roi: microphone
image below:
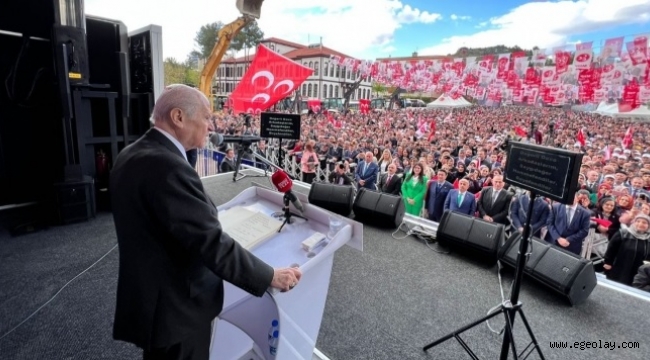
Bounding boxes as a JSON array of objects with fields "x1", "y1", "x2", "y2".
[
  {"x1": 271, "y1": 169, "x2": 304, "y2": 213},
  {"x1": 209, "y1": 133, "x2": 262, "y2": 147}
]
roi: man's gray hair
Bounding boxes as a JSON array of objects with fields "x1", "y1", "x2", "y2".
[{"x1": 150, "y1": 84, "x2": 208, "y2": 124}]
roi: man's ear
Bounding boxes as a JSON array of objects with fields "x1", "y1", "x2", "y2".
[{"x1": 169, "y1": 108, "x2": 184, "y2": 128}]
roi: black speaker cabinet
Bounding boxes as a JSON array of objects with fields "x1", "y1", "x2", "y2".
[
  {"x1": 308, "y1": 182, "x2": 354, "y2": 216},
  {"x1": 500, "y1": 234, "x2": 597, "y2": 306},
  {"x1": 52, "y1": 24, "x2": 90, "y2": 86},
  {"x1": 53, "y1": 176, "x2": 96, "y2": 224},
  {"x1": 352, "y1": 188, "x2": 405, "y2": 228},
  {"x1": 437, "y1": 210, "x2": 504, "y2": 264}
]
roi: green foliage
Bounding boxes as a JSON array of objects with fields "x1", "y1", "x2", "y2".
[
  {"x1": 194, "y1": 22, "x2": 224, "y2": 59},
  {"x1": 453, "y1": 45, "x2": 533, "y2": 57},
  {"x1": 371, "y1": 82, "x2": 387, "y2": 96},
  {"x1": 164, "y1": 58, "x2": 200, "y2": 87},
  {"x1": 230, "y1": 20, "x2": 264, "y2": 51},
  {"x1": 193, "y1": 20, "x2": 264, "y2": 59}
]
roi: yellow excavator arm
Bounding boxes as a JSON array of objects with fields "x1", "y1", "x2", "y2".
[{"x1": 198, "y1": 16, "x2": 253, "y2": 101}]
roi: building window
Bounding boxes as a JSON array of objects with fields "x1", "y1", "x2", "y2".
[
  {"x1": 314, "y1": 86, "x2": 318, "y2": 98},
  {"x1": 324, "y1": 63, "x2": 328, "y2": 77},
  {"x1": 323, "y1": 85, "x2": 327, "y2": 98},
  {"x1": 334, "y1": 86, "x2": 339, "y2": 98},
  {"x1": 358, "y1": 89, "x2": 361, "y2": 100},
  {"x1": 308, "y1": 84, "x2": 312, "y2": 97},
  {"x1": 347, "y1": 69, "x2": 351, "y2": 79},
  {"x1": 309, "y1": 61, "x2": 313, "y2": 69},
  {"x1": 335, "y1": 65, "x2": 340, "y2": 78},
  {"x1": 302, "y1": 84, "x2": 307, "y2": 95},
  {"x1": 330, "y1": 65, "x2": 334, "y2": 77},
  {"x1": 329, "y1": 84, "x2": 333, "y2": 98},
  {"x1": 363, "y1": 89, "x2": 366, "y2": 99},
  {"x1": 314, "y1": 61, "x2": 319, "y2": 76}
]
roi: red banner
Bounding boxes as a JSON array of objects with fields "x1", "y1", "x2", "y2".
[
  {"x1": 359, "y1": 99, "x2": 370, "y2": 114},
  {"x1": 231, "y1": 44, "x2": 313, "y2": 114}
]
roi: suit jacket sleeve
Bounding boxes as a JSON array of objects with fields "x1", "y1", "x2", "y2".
[
  {"x1": 469, "y1": 197, "x2": 477, "y2": 215},
  {"x1": 355, "y1": 163, "x2": 362, "y2": 182},
  {"x1": 364, "y1": 164, "x2": 378, "y2": 184},
  {"x1": 148, "y1": 164, "x2": 273, "y2": 297},
  {"x1": 491, "y1": 193, "x2": 513, "y2": 223},
  {"x1": 510, "y1": 197, "x2": 523, "y2": 229},
  {"x1": 391, "y1": 177, "x2": 402, "y2": 195},
  {"x1": 531, "y1": 204, "x2": 550, "y2": 234},
  {"x1": 477, "y1": 188, "x2": 489, "y2": 217},
  {"x1": 444, "y1": 190, "x2": 452, "y2": 210},
  {"x1": 424, "y1": 179, "x2": 434, "y2": 209},
  {"x1": 546, "y1": 205, "x2": 561, "y2": 242}
]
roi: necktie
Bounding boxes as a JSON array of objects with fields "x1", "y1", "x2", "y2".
[
  {"x1": 457, "y1": 193, "x2": 463, "y2": 206},
  {"x1": 492, "y1": 190, "x2": 499, "y2": 204},
  {"x1": 566, "y1": 207, "x2": 574, "y2": 224},
  {"x1": 387, "y1": 175, "x2": 392, "y2": 185},
  {"x1": 362, "y1": 162, "x2": 367, "y2": 175}
]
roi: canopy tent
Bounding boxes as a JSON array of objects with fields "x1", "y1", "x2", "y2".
[
  {"x1": 426, "y1": 96, "x2": 473, "y2": 108},
  {"x1": 593, "y1": 101, "x2": 650, "y2": 119}
]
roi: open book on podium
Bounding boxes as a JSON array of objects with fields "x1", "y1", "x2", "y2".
[{"x1": 219, "y1": 206, "x2": 283, "y2": 250}]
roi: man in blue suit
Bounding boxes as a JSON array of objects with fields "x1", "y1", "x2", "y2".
[
  {"x1": 425, "y1": 169, "x2": 454, "y2": 222},
  {"x1": 544, "y1": 193, "x2": 590, "y2": 255},
  {"x1": 355, "y1": 151, "x2": 379, "y2": 191},
  {"x1": 444, "y1": 178, "x2": 477, "y2": 216},
  {"x1": 509, "y1": 191, "x2": 550, "y2": 238}
]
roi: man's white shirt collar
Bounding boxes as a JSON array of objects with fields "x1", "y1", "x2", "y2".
[{"x1": 154, "y1": 127, "x2": 188, "y2": 162}]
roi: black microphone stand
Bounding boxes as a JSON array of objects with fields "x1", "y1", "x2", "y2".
[
  {"x1": 423, "y1": 190, "x2": 546, "y2": 360},
  {"x1": 278, "y1": 193, "x2": 308, "y2": 232}
]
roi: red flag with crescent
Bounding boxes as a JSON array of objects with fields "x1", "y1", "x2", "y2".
[{"x1": 231, "y1": 44, "x2": 313, "y2": 114}]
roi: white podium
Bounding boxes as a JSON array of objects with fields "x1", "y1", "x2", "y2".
[{"x1": 209, "y1": 184, "x2": 363, "y2": 360}]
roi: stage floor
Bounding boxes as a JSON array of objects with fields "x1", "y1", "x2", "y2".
[{"x1": 1, "y1": 169, "x2": 649, "y2": 360}]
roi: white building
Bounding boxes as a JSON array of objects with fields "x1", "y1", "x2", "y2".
[{"x1": 214, "y1": 37, "x2": 372, "y2": 101}]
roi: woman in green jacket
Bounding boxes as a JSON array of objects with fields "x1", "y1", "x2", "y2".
[{"x1": 401, "y1": 162, "x2": 428, "y2": 216}]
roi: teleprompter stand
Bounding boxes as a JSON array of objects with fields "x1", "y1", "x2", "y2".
[
  {"x1": 278, "y1": 192, "x2": 308, "y2": 232},
  {"x1": 423, "y1": 191, "x2": 546, "y2": 360}
]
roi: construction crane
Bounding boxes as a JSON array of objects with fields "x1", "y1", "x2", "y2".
[{"x1": 198, "y1": 0, "x2": 264, "y2": 106}]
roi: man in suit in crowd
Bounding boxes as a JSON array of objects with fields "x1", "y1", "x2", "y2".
[
  {"x1": 110, "y1": 84, "x2": 301, "y2": 360},
  {"x1": 477, "y1": 175, "x2": 513, "y2": 225},
  {"x1": 220, "y1": 148, "x2": 237, "y2": 173},
  {"x1": 545, "y1": 193, "x2": 590, "y2": 255},
  {"x1": 444, "y1": 178, "x2": 477, "y2": 216},
  {"x1": 328, "y1": 161, "x2": 353, "y2": 186},
  {"x1": 355, "y1": 151, "x2": 379, "y2": 191},
  {"x1": 379, "y1": 163, "x2": 402, "y2": 195},
  {"x1": 425, "y1": 169, "x2": 454, "y2": 222},
  {"x1": 509, "y1": 191, "x2": 550, "y2": 238}
]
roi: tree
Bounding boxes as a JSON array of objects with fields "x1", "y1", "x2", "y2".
[
  {"x1": 371, "y1": 82, "x2": 386, "y2": 98},
  {"x1": 164, "y1": 58, "x2": 200, "y2": 87},
  {"x1": 230, "y1": 20, "x2": 264, "y2": 52},
  {"x1": 194, "y1": 22, "x2": 224, "y2": 59},
  {"x1": 164, "y1": 58, "x2": 186, "y2": 86},
  {"x1": 342, "y1": 73, "x2": 366, "y2": 109}
]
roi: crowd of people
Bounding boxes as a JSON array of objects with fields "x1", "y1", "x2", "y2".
[{"x1": 210, "y1": 104, "x2": 650, "y2": 292}]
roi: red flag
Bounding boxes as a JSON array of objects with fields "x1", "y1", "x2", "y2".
[
  {"x1": 622, "y1": 126, "x2": 634, "y2": 149},
  {"x1": 427, "y1": 120, "x2": 436, "y2": 142},
  {"x1": 359, "y1": 99, "x2": 370, "y2": 114},
  {"x1": 231, "y1": 44, "x2": 313, "y2": 114},
  {"x1": 514, "y1": 126, "x2": 527, "y2": 137},
  {"x1": 577, "y1": 128, "x2": 585, "y2": 147}
]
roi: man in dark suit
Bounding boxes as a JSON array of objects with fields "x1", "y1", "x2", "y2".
[
  {"x1": 444, "y1": 178, "x2": 477, "y2": 216},
  {"x1": 477, "y1": 175, "x2": 513, "y2": 225},
  {"x1": 424, "y1": 169, "x2": 453, "y2": 222},
  {"x1": 355, "y1": 151, "x2": 379, "y2": 191},
  {"x1": 220, "y1": 148, "x2": 237, "y2": 173},
  {"x1": 544, "y1": 194, "x2": 590, "y2": 255},
  {"x1": 378, "y1": 163, "x2": 402, "y2": 195},
  {"x1": 110, "y1": 84, "x2": 301, "y2": 360},
  {"x1": 328, "y1": 162, "x2": 353, "y2": 186},
  {"x1": 509, "y1": 191, "x2": 550, "y2": 238}
]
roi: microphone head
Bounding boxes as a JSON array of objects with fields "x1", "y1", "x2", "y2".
[
  {"x1": 209, "y1": 133, "x2": 223, "y2": 147},
  {"x1": 271, "y1": 170, "x2": 292, "y2": 193}
]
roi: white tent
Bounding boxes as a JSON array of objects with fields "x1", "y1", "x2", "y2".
[
  {"x1": 426, "y1": 96, "x2": 473, "y2": 108},
  {"x1": 593, "y1": 101, "x2": 650, "y2": 119}
]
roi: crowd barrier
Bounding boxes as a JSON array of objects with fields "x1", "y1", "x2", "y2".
[{"x1": 194, "y1": 147, "x2": 336, "y2": 182}]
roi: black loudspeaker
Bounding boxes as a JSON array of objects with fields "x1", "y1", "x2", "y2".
[
  {"x1": 500, "y1": 233, "x2": 597, "y2": 306},
  {"x1": 85, "y1": 16, "x2": 129, "y2": 90},
  {"x1": 52, "y1": 24, "x2": 90, "y2": 86},
  {"x1": 436, "y1": 210, "x2": 504, "y2": 264},
  {"x1": 352, "y1": 189, "x2": 405, "y2": 228},
  {"x1": 308, "y1": 183, "x2": 354, "y2": 216}
]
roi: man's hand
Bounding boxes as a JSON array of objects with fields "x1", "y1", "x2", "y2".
[
  {"x1": 557, "y1": 237, "x2": 570, "y2": 247},
  {"x1": 518, "y1": 227, "x2": 524, "y2": 233},
  {"x1": 359, "y1": 180, "x2": 366, "y2": 186},
  {"x1": 483, "y1": 215, "x2": 493, "y2": 222},
  {"x1": 271, "y1": 267, "x2": 302, "y2": 292}
]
